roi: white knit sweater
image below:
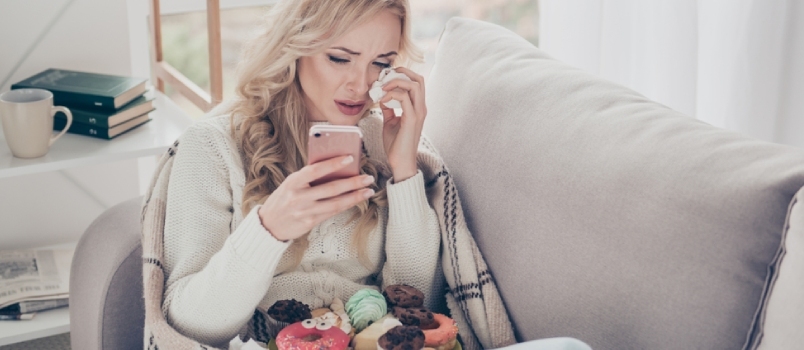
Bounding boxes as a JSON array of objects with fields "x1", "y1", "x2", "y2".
[{"x1": 161, "y1": 111, "x2": 444, "y2": 348}]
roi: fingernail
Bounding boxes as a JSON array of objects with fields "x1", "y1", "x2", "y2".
[
  {"x1": 363, "y1": 189, "x2": 375, "y2": 198},
  {"x1": 363, "y1": 176, "x2": 375, "y2": 185},
  {"x1": 342, "y1": 155, "x2": 354, "y2": 164}
]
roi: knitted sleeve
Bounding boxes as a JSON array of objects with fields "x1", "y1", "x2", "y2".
[
  {"x1": 161, "y1": 121, "x2": 291, "y2": 347},
  {"x1": 381, "y1": 170, "x2": 446, "y2": 312}
]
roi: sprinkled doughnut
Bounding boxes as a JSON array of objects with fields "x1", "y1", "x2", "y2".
[
  {"x1": 422, "y1": 313, "x2": 459, "y2": 350},
  {"x1": 275, "y1": 318, "x2": 350, "y2": 350}
]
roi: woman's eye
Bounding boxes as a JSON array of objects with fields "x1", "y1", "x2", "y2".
[
  {"x1": 373, "y1": 62, "x2": 391, "y2": 69},
  {"x1": 328, "y1": 55, "x2": 349, "y2": 64}
]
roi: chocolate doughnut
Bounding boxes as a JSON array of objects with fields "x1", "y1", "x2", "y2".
[
  {"x1": 377, "y1": 325, "x2": 425, "y2": 350},
  {"x1": 392, "y1": 306, "x2": 437, "y2": 330},
  {"x1": 382, "y1": 284, "x2": 425, "y2": 308}
]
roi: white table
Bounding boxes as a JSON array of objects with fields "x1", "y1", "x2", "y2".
[{"x1": 0, "y1": 91, "x2": 192, "y2": 346}]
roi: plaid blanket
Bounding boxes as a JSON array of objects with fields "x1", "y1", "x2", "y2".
[{"x1": 141, "y1": 133, "x2": 516, "y2": 350}]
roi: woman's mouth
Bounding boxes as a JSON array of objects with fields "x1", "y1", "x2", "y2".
[{"x1": 335, "y1": 100, "x2": 365, "y2": 116}]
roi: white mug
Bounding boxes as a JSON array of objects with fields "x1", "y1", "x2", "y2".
[{"x1": 0, "y1": 88, "x2": 73, "y2": 158}]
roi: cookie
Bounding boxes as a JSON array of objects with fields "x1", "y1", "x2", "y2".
[
  {"x1": 266, "y1": 299, "x2": 312, "y2": 323},
  {"x1": 378, "y1": 325, "x2": 425, "y2": 350},
  {"x1": 311, "y1": 307, "x2": 331, "y2": 318},
  {"x1": 383, "y1": 284, "x2": 425, "y2": 308},
  {"x1": 392, "y1": 306, "x2": 437, "y2": 330}
]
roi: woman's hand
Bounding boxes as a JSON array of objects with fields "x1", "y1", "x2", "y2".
[
  {"x1": 257, "y1": 155, "x2": 375, "y2": 241},
  {"x1": 379, "y1": 67, "x2": 427, "y2": 183}
]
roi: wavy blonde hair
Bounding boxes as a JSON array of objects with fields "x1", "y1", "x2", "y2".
[{"x1": 228, "y1": 0, "x2": 424, "y2": 270}]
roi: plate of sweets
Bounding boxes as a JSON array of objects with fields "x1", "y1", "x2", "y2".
[{"x1": 261, "y1": 284, "x2": 461, "y2": 350}]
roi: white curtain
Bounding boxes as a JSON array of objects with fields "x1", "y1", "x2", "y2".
[{"x1": 539, "y1": 0, "x2": 804, "y2": 149}]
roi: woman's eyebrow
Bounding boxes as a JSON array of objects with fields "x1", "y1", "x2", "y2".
[{"x1": 331, "y1": 46, "x2": 398, "y2": 58}]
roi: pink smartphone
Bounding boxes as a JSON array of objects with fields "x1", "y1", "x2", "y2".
[{"x1": 307, "y1": 124, "x2": 363, "y2": 186}]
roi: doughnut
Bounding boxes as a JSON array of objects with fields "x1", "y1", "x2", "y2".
[
  {"x1": 422, "y1": 313, "x2": 459, "y2": 350},
  {"x1": 392, "y1": 306, "x2": 437, "y2": 329},
  {"x1": 383, "y1": 284, "x2": 425, "y2": 308},
  {"x1": 275, "y1": 318, "x2": 350, "y2": 350},
  {"x1": 378, "y1": 325, "x2": 425, "y2": 350}
]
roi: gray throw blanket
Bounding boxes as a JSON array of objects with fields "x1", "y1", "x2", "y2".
[{"x1": 141, "y1": 127, "x2": 516, "y2": 350}]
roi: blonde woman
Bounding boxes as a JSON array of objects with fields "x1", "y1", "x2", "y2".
[{"x1": 153, "y1": 0, "x2": 590, "y2": 349}]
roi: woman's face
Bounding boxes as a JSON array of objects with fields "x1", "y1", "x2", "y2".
[{"x1": 298, "y1": 10, "x2": 402, "y2": 125}]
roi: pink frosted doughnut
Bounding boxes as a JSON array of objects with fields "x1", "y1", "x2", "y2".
[
  {"x1": 276, "y1": 318, "x2": 350, "y2": 350},
  {"x1": 422, "y1": 313, "x2": 459, "y2": 350}
]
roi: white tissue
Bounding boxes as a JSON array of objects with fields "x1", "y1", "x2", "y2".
[{"x1": 369, "y1": 67, "x2": 412, "y2": 111}]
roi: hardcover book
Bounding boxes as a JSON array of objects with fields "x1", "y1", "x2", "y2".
[
  {"x1": 53, "y1": 114, "x2": 152, "y2": 140},
  {"x1": 11, "y1": 68, "x2": 147, "y2": 111},
  {"x1": 55, "y1": 92, "x2": 155, "y2": 128}
]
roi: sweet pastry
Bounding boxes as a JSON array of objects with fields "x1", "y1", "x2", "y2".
[
  {"x1": 382, "y1": 284, "x2": 425, "y2": 308},
  {"x1": 267, "y1": 299, "x2": 312, "y2": 323},
  {"x1": 392, "y1": 306, "x2": 437, "y2": 330},
  {"x1": 311, "y1": 307, "x2": 332, "y2": 319},
  {"x1": 422, "y1": 313, "x2": 459, "y2": 350},
  {"x1": 345, "y1": 289, "x2": 387, "y2": 332},
  {"x1": 377, "y1": 325, "x2": 426, "y2": 350},
  {"x1": 328, "y1": 298, "x2": 354, "y2": 337},
  {"x1": 351, "y1": 314, "x2": 402, "y2": 350},
  {"x1": 275, "y1": 318, "x2": 350, "y2": 350},
  {"x1": 264, "y1": 299, "x2": 313, "y2": 340}
]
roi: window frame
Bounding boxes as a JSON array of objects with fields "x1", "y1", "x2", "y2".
[{"x1": 150, "y1": 0, "x2": 277, "y2": 111}]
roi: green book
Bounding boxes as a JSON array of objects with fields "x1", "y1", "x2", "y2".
[
  {"x1": 54, "y1": 114, "x2": 152, "y2": 140},
  {"x1": 11, "y1": 68, "x2": 147, "y2": 112},
  {"x1": 55, "y1": 91, "x2": 155, "y2": 128}
]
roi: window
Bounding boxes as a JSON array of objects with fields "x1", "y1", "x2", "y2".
[{"x1": 159, "y1": 0, "x2": 539, "y2": 118}]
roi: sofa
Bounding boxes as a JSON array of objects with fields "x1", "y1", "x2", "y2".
[{"x1": 70, "y1": 17, "x2": 804, "y2": 350}]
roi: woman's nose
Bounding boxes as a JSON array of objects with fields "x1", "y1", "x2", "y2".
[{"x1": 347, "y1": 67, "x2": 373, "y2": 96}]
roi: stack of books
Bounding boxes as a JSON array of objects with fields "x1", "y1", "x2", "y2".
[{"x1": 11, "y1": 68, "x2": 154, "y2": 139}]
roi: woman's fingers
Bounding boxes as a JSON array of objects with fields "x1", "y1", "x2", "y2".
[
  {"x1": 311, "y1": 187, "x2": 375, "y2": 217},
  {"x1": 304, "y1": 174, "x2": 374, "y2": 201},
  {"x1": 390, "y1": 67, "x2": 425, "y2": 94},
  {"x1": 382, "y1": 79, "x2": 422, "y2": 107},
  {"x1": 293, "y1": 154, "x2": 355, "y2": 188},
  {"x1": 380, "y1": 89, "x2": 418, "y2": 121}
]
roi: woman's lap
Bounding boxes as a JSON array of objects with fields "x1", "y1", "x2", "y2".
[{"x1": 491, "y1": 337, "x2": 592, "y2": 350}]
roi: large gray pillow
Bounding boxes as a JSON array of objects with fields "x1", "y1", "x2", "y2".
[{"x1": 423, "y1": 17, "x2": 804, "y2": 349}]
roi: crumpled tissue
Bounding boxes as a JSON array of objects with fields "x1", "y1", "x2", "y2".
[{"x1": 369, "y1": 67, "x2": 412, "y2": 112}]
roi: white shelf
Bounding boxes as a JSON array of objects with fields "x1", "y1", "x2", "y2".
[
  {"x1": 0, "y1": 307, "x2": 70, "y2": 346},
  {"x1": 0, "y1": 91, "x2": 193, "y2": 179},
  {"x1": 0, "y1": 94, "x2": 192, "y2": 346},
  {"x1": 0, "y1": 244, "x2": 77, "y2": 346}
]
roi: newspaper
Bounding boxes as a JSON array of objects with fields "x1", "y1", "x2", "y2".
[{"x1": 0, "y1": 247, "x2": 74, "y2": 310}]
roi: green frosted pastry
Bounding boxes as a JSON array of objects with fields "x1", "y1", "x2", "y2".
[{"x1": 345, "y1": 289, "x2": 387, "y2": 332}]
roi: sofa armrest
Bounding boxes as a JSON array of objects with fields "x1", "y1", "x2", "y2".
[{"x1": 70, "y1": 196, "x2": 144, "y2": 350}]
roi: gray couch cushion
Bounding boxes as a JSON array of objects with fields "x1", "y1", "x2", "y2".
[
  {"x1": 752, "y1": 186, "x2": 804, "y2": 349},
  {"x1": 423, "y1": 17, "x2": 804, "y2": 349},
  {"x1": 70, "y1": 196, "x2": 144, "y2": 350}
]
